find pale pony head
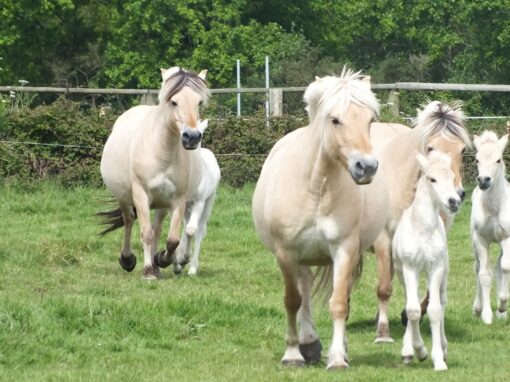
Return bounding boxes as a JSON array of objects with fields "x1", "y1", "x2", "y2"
[
  {"x1": 158, "y1": 67, "x2": 210, "y2": 150},
  {"x1": 415, "y1": 100, "x2": 470, "y2": 201},
  {"x1": 473, "y1": 130, "x2": 508, "y2": 190},
  {"x1": 416, "y1": 151, "x2": 460, "y2": 214},
  {"x1": 303, "y1": 67, "x2": 380, "y2": 185}
]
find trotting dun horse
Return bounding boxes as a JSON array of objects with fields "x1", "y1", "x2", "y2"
[
  {"x1": 471, "y1": 131, "x2": 510, "y2": 324},
  {"x1": 252, "y1": 68, "x2": 388, "y2": 370},
  {"x1": 370, "y1": 101, "x2": 471, "y2": 343},
  {"x1": 99, "y1": 67, "x2": 210, "y2": 279},
  {"x1": 393, "y1": 151, "x2": 460, "y2": 371}
]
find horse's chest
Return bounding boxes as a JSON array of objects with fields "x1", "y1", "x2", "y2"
[
  {"x1": 147, "y1": 172, "x2": 185, "y2": 208},
  {"x1": 476, "y1": 215, "x2": 509, "y2": 242}
]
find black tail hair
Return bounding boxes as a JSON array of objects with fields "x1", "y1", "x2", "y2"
[{"x1": 96, "y1": 206, "x2": 137, "y2": 236}]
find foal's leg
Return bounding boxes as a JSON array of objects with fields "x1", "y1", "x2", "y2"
[
  {"x1": 188, "y1": 194, "x2": 216, "y2": 276},
  {"x1": 118, "y1": 204, "x2": 137, "y2": 272},
  {"x1": 496, "y1": 240, "x2": 510, "y2": 319},
  {"x1": 402, "y1": 264, "x2": 427, "y2": 363},
  {"x1": 428, "y1": 266, "x2": 448, "y2": 371},
  {"x1": 175, "y1": 202, "x2": 192, "y2": 273},
  {"x1": 373, "y1": 232, "x2": 394, "y2": 343},
  {"x1": 276, "y1": 247, "x2": 304, "y2": 366},
  {"x1": 439, "y1": 263, "x2": 448, "y2": 360},
  {"x1": 328, "y1": 239, "x2": 359, "y2": 370},
  {"x1": 297, "y1": 265, "x2": 322, "y2": 364},
  {"x1": 132, "y1": 183, "x2": 156, "y2": 279},
  {"x1": 472, "y1": 232, "x2": 493, "y2": 324}
]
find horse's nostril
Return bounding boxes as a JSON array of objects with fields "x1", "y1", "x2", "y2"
[
  {"x1": 182, "y1": 131, "x2": 190, "y2": 140},
  {"x1": 355, "y1": 161, "x2": 364, "y2": 171}
]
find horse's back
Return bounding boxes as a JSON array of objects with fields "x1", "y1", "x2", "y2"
[
  {"x1": 189, "y1": 148, "x2": 221, "y2": 201},
  {"x1": 100, "y1": 105, "x2": 155, "y2": 204}
]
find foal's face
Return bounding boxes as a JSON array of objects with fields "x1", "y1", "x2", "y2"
[
  {"x1": 427, "y1": 136, "x2": 467, "y2": 201},
  {"x1": 418, "y1": 153, "x2": 460, "y2": 214},
  {"x1": 324, "y1": 102, "x2": 378, "y2": 185},
  {"x1": 474, "y1": 134, "x2": 508, "y2": 190}
]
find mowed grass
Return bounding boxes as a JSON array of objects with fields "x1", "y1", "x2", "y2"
[{"x1": 0, "y1": 182, "x2": 508, "y2": 381}]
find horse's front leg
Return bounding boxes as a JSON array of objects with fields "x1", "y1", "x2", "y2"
[
  {"x1": 297, "y1": 265, "x2": 322, "y2": 363},
  {"x1": 495, "y1": 239, "x2": 510, "y2": 320},
  {"x1": 327, "y1": 238, "x2": 359, "y2": 370},
  {"x1": 373, "y1": 232, "x2": 394, "y2": 343},
  {"x1": 428, "y1": 264, "x2": 448, "y2": 371},
  {"x1": 472, "y1": 232, "x2": 493, "y2": 324},
  {"x1": 150, "y1": 208, "x2": 170, "y2": 278},
  {"x1": 132, "y1": 183, "x2": 157, "y2": 280}
]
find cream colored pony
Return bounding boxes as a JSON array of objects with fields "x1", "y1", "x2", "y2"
[
  {"x1": 370, "y1": 101, "x2": 470, "y2": 343},
  {"x1": 99, "y1": 67, "x2": 210, "y2": 279},
  {"x1": 253, "y1": 68, "x2": 388, "y2": 370}
]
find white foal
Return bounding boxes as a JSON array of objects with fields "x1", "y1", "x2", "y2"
[
  {"x1": 471, "y1": 131, "x2": 510, "y2": 324},
  {"x1": 393, "y1": 152, "x2": 460, "y2": 371},
  {"x1": 174, "y1": 120, "x2": 221, "y2": 276}
]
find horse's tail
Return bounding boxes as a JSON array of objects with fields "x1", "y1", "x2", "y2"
[
  {"x1": 312, "y1": 254, "x2": 364, "y2": 307},
  {"x1": 96, "y1": 204, "x2": 137, "y2": 236}
]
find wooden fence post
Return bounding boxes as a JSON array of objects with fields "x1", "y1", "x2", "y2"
[
  {"x1": 270, "y1": 88, "x2": 283, "y2": 117},
  {"x1": 388, "y1": 90, "x2": 400, "y2": 117},
  {"x1": 141, "y1": 93, "x2": 158, "y2": 105}
]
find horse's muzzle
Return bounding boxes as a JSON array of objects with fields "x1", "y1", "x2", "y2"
[
  {"x1": 349, "y1": 156, "x2": 379, "y2": 185},
  {"x1": 181, "y1": 129, "x2": 202, "y2": 150},
  {"x1": 477, "y1": 176, "x2": 492, "y2": 190}
]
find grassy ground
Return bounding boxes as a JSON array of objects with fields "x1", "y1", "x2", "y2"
[{"x1": 0, "y1": 182, "x2": 508, "y2": 381}]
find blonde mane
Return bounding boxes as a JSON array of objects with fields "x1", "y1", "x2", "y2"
[
  {"x1": 414, "y1": 100, "x2": 471, "y2": 151},
  {"x1": 303, "y1": 67, "x2": 380, "y2": 123},
  {"x1": 158, "y1": 67, "x2": 210, "y2": 105}
]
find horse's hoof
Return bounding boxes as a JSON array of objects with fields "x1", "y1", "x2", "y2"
[
  {"x1": 173, "y1": 263, "x2": 183, "y2": 275},
  {"x1": 299, "y1": 339, "x2": 322, "y2": 364},
  {"x1": 119, "y1": 253, "x2": 136, "y2": 272},
  {"x1": 417, "y1": 349, "x2": 428, "y2": 362},
  {"x1": 326, "y1": 359, "x2": 349, "y2": 370},
  {"x1": 434, "y1": 362, "x2": 448, "y2": 371},
  {"x1": 188, "y1": 267, "x2": 197, "y2": 276},
  {"x1": 142, "y1": 266, "x2": 158, "y2": 280},
  {"x1": 496, "y1": 309, "x2": 508, "y2": 320},
  {"x1": 401, "y1": 355, "x2": 413, "y2": 365},
  {"x1": 154, "y1": 250, "x2": 173, "y2": 268},
  {"x1": 281, "y1": 359, "x2": 305, "y2": 367},
  {"x1": 374, "y1": 336, "x2": 394, "y2": 344}
]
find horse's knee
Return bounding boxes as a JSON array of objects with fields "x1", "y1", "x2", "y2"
[
  {"x1": 377, "y1": 285, "x2": 393, "y2": 302},
  {"x1": 406, "y1": 305, "x2": 421, "y2": 322},
  {"x1": 479, "y1": 271, "x2": 492, "y2": 287},
  {"x1": 186, "y1": 223, "x2": 197, "y2": 237},
  {"x1": 329, "y1": 299, "x2": 349, "y2": 320}
]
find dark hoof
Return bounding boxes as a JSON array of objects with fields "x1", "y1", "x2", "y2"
[
  {"x1": 154, "y1": 250, "x2": 173, "y2": 268},
  {"x1": 299, "y1": 339, "x2": 322, "y2": 364},
  {"x1": 173, "y1": 262, "x2": 183, "y2": 275},
  {"x1": 119, "y1": 253, "x2": 136, "y2": 272}
]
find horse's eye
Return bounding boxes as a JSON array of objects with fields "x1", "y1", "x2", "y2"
[
  {"x1": 170, "y1": 100, "x2": 178, "y2": 106},
  {"x1": 199, "y1": 100, "x2": 203, "y2": 106},
  {"x1": 497, "y1": 159, "x2": 501, "y2": 163},
  {"x1": 332, "y1": 118, "x2": 341, "y2": 125},
  {"x1": 461, "y1": 147, "x2": 466, "y2": 154},
  {"x1": 429, "y1": 177, "x2": 437, "y2": 183},
  {"x1": 476, "y1": 159, "x2": 479, "y2": 164},
  {"x1": 427, "y1": 146, "x2": 434, "y2": 153}
]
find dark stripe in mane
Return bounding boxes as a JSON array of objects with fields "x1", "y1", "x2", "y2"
[{"x1": 163, "y1": 69, "x2": 209, "y2": 102}]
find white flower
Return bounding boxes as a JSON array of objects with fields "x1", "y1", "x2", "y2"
[
  {"x1": 9, "y1": 91, "x2": 16, "y2": 98},
  {"x1": 18, "y1": 80, "x2": 29, "y2": 85}
]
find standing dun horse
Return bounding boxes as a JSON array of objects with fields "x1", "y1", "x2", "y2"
[
  {"x1": 393, "y1": 151, "x2": 460, "y2": 371},
  {"x1": 370, "y1": 101, "x2": 470, "y2": 343},
  {"x1": 253, "y1": 68, "x2": 388, "y2": 370},
  {"x1": 471, "y1": 130, "x2": 510, "y2": 324},
  {"x1": 99, "y1": 67, "x2": 210, "y2": 279}
]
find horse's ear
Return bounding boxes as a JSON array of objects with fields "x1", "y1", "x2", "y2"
[
  {"x1": 473, "y1": 134, "x2": 481, "y2": 150},
  {"x1": 415, "y1": 152, "x2": 429, "y2": 171},
  {"x1": 198, "y1": 70, "x2": 208, "y2": 80},
  {"x1": 499, "y1": 134, "x2": 509, "y2": 152},
  {"x1": 362, "y1": 76, "x2": 371, "y2": 85},
  {"x1": 315, "y1": 76, "x2": 321, "y2": 81},
  {"x1": 160, "y1": 68, "x2": 167, "y2": 77},
  {"x1": 198, "y1": 119, "x2": 209, "y2": 133}
]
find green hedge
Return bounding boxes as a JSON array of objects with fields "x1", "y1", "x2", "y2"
[{"x1": 0, "y1": 98, "x2": 508, "y2": 188}]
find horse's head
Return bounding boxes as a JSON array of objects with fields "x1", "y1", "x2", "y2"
[
  {"x1": 473, "y1": 131, "x2": 508, "y2": 191},
  {"x1": 416, "y1": 100, "x2": 471, "y2": 201},
  {"x1": 304, "y1": 68, "x2": 380, "y2": 185},
  {"x1": 159, "y1": 67, "x2": 210, "y2": 150},
  {"x1": 417, "y1": 151, "x2": 460, "y2": 214}
]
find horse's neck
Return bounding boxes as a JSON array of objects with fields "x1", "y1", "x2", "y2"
[
  {"x1": 409, "y1": 177, "x2": 441, "y2": 230},
  {"x1": 481, "y1": 168, "x2": 509, "y2": 209},
  {"x1": 151, "y1": 107, "x2": 184, "y2": 159}
]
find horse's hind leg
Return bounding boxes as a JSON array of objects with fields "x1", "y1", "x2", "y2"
[
  {"x1": 119, "y1": 204, "x2": 136, "y2": 272},
  {"x1": 188, "y1": 195, "x2": 216, "y2": 275},
  {"x1": 276, "y1": 248, "x2": 305, "y2": 366},
  {"x1": 298, "y1": 266, "x2": 322, "y2": 364},
  {"x1": 374, "y1": 233, "x2": 394, "y2": 343},
  {"x1": 496, "y1": 241, "x2": 510, "y2": 320}
]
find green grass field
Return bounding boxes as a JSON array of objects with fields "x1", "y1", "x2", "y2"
[{"x1": 0, "y1": 182, "x2": 508, "y2": 381}]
